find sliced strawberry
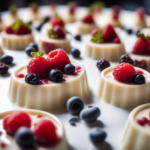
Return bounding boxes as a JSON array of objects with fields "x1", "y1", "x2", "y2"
[
  {"x1": 51, "y1": 16, "x2": 64, "y2": 28},
  {"x1": 82, "y1": 15, "x2": 94, "y2": 23},
  {"x1": 5, "y1": 26, "x2": 14, "y2": 34},
  {"x1": 43, "y1": 42, "x2": 56, "y2": 54}
]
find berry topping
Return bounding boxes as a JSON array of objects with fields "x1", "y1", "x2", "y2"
[
  {"x1": 137, "y1": 117, "x2": 150, "y2": 126},
  {"x1": 51, "y1": 15, "x2": 64, "y2": 28},
  {"x1": 119, "y1": 54, "x2": 134, "y2": 65},
  {"x1": 48, "y1": 69, "x2": 63, "y2": 82},
  {"x1": 80, "y1": 106, "x2": 100, "y2": 123},
  {"x1": 71, "y1": 48, "x2": 81, "y2": 58},
  {"x1": 113, "y1": 63, "x2": 136, "y2": 82},
  {"x1": 25, "y1": 46, "x2": 36, "y2": 57},
  {"x1": 43, "y1": 42, "x2": 56, "y2": 54},
  {"x1": 101, "y1": 24, "x2": 118, "y2": 42},
  {"x1": 17, "y1": 74, "x2": 25, "y2": 78},
  {"x1": 29, "y1": 43, "x2": 38, "y2": 52},
  {"x1": 82, "y1": 14, "x2": 94, "y2": 23},
  {"x1": 125, "y1": 28, "x2": 133, "y2": 35},
  {"x1": 29, "y1": 2, "x2": 39, "y2": 13},
  {"x1": 91, "y1": 30, "x2": 104, "y2": 43},
  {"x1": 25, "y1": 73, "x2": 39, "y2": 85},
  {"x1": 74, "y1": 35, "x2": 81, "y2": 41},
  {"x1": 0, "y1": 55, "x2": 13, "y2": 64},
  {"x1": 27, "y1": 51, "x2": 50, "y2": 79},
  {"x1": 34, "y1": 119, "x2": 59, "y2": 146},
  {"x1": 134, "y1": 59, "x2": 147, "y2": 69},
  {"x1": 68, "y1": 2, "x2": 78, "y2": 14},
  {"x1": 111, "y1": 12, "x2": 118, "y2": 20},
  {"x1": 67, "y1": 97, "x2": 84, "y2": 115},
  {"x1": 112, "y1": 5, "x2": 122, "y2": 14},
  {"x1": 113, "y1": 37, "x2": 121, "y2": 44},
  {"x1": 0, "y1": 63, "x2": 9, "y2": 74},
  {"x1": 90, "y1": 1, "x2": 104, "y2": 14},
  {"x1": 96, "y1": 59, "x2": 110, "y2": 72},
  {"x1": 91, "y1": 28, "x2": 101, "y2": 36},
  {"x1": 15, "y1": 127, "x2": 34, "y2": 148},
  {"x1": 136, "y1": 7, "x2": 145, "y2": 18},
  {"x1": 3, "y1": 111, "x2": 31, "y2": 136},
  {"x1": 90, "y1": 127, "x2": 106, "y2": 143},
  {"x1": 5, "y1": 26, "x2": 14, "y2": 34},
  {"x1": 64, "y1": 64, "x2": 75, "y2": 74},
  {"x1": 47, "y1": 49, "x2": 71, "y2": 72},
  {"x1": 134, "y1": 73, "x2": 145, "y2": 84},
  {"x1": 49, "y1": 25, "x2": 65, "y2": 39},
  {"x1": 132, "y1": 34, "x2": 150, "y2": 55}
]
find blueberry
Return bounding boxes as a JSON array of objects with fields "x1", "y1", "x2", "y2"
[
  {"x1": 74, "y1": 35, "x2": 81, "y2": 41},
  {"x1": 0, "y1": 55, "x2": 13, "y2": 64},
  {"x1": 71, "y1": 48, "x2": 81, "y2": 58},
  {"x1": 67, "y1": 97, "x2": 84, "y2": 115},
  {"x1": 134, "y1": 73, "x2": 145, "y2": 84},
  {"x1": 25, "y1": 47, "x2": 36, "y2": 57},
  {"x1": 64, "y1": 64, "x2": 75, "y2": 74},
  {"x1": 35, "y1": 24, "x2": 43, "y2": 31},
  {"x1": 80, "y1": 106, "x2": 100, "y2": 123},
  {"x1": 29, "y1": 43, "x2": 38, "y2": 52},
  {"x1": 43, "y1": 16, "x2": 50, "y2": 24},
  {"x1": 25, "y1": 73, "x2": 39, "y2": 85},
  {"x1": 15, "y1": 127, "x2": 34, "y2": 148},
  {"x1": 125, "y1": 28, "x2": 133, "y2": 34},
  {"x1": 90, "y1": 127, "x2": 106, "y2": 143},
  {"x1": 49, "y1": 69, "x2": 63, "y2": 82}
]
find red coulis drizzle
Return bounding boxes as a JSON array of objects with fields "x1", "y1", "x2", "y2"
[
  {"x1": 136, "y1": 70, "x2": 144, "y2": 74},
  {"x1": 88, "y1": 106, "x2": 93, "y2": 108},
  {"x1": 37, "y1": 115, "x2": 43, "y2": 118},
  {"x1": 39, "y1": 80, "x2": 49, "y2": 84},
  {"x1": 17, "y1": 74, "x2": 25, "y2": 78},
  {"x1": 0, "y1": 142, "x2": 7, "y2": 148},
  {"x1": 75, "y1": 66, "x2": 82, "y2": 75},
  {"x1": 63, "y1": 75, "x2": 68, "y2": 78}
]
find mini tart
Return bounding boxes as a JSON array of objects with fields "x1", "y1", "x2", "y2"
[
  {"x1": 129, "y1": 53, "x2": 150, "y2": 72},
  {"x1": 0, "y1": 22, "x2": 5, "y2": 32},
  {"x1": 0, "y1": 109, "x2": 69, "y2": 150},
  {"x1": 96, "y1": 66, "x2": 150, "y2": 109},
  {"x1": 0, "y1": 45, "x2": 4, "y2": 57},
  {"x1": 8, "y1": 60, "x2": 90, "y2": 110},
  {"x1": 85, "y1": 39, "x2": 125, "y2": 61},
  {"x1": 108, "y1": 18, "x2": 124, "y2": 29},
  {"x1": 76, "y1": 21, "x2": 98, "y2": 35},
  {"x1": 1, "y1": 31, "x2": 35, "y2": 50},
  {"x1": 30, "y1": 10, "x2": 41, "y2": 21},
  {"x1": 39, "y1": 34, "x2": 71, "y2": 54},
  {"x1": 121, "y1": 104, "x2": 150, "y2": 150},
  {"x1": 62, "y1": 12, "x2": 77, "y2": 23}
]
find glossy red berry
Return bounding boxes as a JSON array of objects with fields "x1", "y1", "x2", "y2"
[
  {"x1": 137, "y1": 117, "x2": 150, "y2": 126},
  {"x1": 53, "y1": 25, "x2": 65, "y2": 39},
  {"x1": 82, "y1": 15, "x2": 94, "y2": 23},
  {"x1": 5, "y1": 26, "x2": 14, "y2": 34},
  {"x1": 113, "y1": 37, "x2": 121, "y2": 43},
  {"x1": 14, "y1": 25, "x2": 31, "y2": 35},
  {"x1": 51, "y1": 17, "x2": 64, "y2": 28}
]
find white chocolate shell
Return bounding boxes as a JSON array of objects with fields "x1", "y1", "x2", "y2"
[
  {"x1": 108, "y1": 18, "x2": 124, "y2": 29},
  {"x1": 39, "y1": 34, "x2": 71, "y2": 54},
  {"x1": 62, "y1": 12, "x2": 77, "y2": 23},
  {"x1": 0, "y1": 23, "x2": 5, "y2": 32},
  {"x1": 121, "y1": 104, "x2": 150, "y2": 150},
  {"x1": 0, "y1": 45, "x2": 4, "y2": 57},
  {"x1": 8, "y1": 60, "x2": 90, "y2": 110},
  {"x1": 96, "y1": 66, "x2": 150, "y2": 109},
  {"x1": 1, "y1": 31, "x2": 35, "y2": 50},
  {"x1": 0, "y1": 109, "x2": 69, "y2": 150},
  {"x1": 85, "y1": 39, "x2": 126, "y2": 61}
]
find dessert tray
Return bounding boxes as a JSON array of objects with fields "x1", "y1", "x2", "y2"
[{"x1": 0, "y1": 5, "x2": 150, "y2": 150}]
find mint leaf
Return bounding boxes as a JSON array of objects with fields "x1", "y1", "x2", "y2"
[
  {"x1": 29, "y1": 2, "x2": 38, "y2": 8},
  {"x1": 137, "y1": 33, "x2": 150, "y2": 39},
  {"x1": 9, "y1": 5, "x2": 17, "y2": 13},
  {"x1": 31, "y1": 51, "x2": 45, "y2": 57},
  {"x1": 91, "y1": 30, "x2": 104, "y2": 43},
  {"x1": 49, "y1": 29, "x2": 58, "y2": 38}
]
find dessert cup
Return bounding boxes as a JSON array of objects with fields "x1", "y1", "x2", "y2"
[
  {"x1": 108, "y1": 18, "x2": 124, "y2": 29},
  {"x1": 96, "y1": 66, "x2": 150, "y2": 109},
  {"x1": 142, "y1": 28, "x2": 150, "y2": 36},
  {"x1": 0, "y1": 109, "x2": 69, "y2": 150},
  {"x1": 39, "y1": 34, "x2": 71, "y2": 54},
  {"x1": 85, "y1": 39, "x2": 126, "y2": 61},
  {"x1": 0, "y1": 45, "x2": 4, "y2": 57},
  {"x1": 121, "y1": 103, "x2": 150, "y2": 150},
  {"x1": 1, "y1": 31, "x2": 35, "y2": 50},
  {"x1": 0, "y1": 22, "x2": 5, "y2": 32},
  {"x1": 8, "y1": 59, "x2": 90, "y2": 110},
  {"x1": 62, "y1": 12, "x2": 76, "y2": 23}
]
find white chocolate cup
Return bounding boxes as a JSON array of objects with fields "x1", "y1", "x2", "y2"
[
  {"x1": 0, "y1": 23, "x2": 5, "y2": 32},
  {"x1": 0, "y1": 45, "x2": 4, "y2": 57},
  {"x1": 107, "y1": 18, "x2": 124, "y2": 29},
  {"x1": 121, "y1": 104, "x2": 150, "y2": 150},
  {"x1": 62, "y1": 12, "x2": 76, "y2": 23},
  {"x1": 0, "y1": 109, "x2": 69, "y2": 150},
  {"x1": 96, "y1": 66, "x2": 150, "y2": 109}
]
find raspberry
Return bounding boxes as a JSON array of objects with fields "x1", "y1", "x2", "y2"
[
  {"x1": 51, "y1": 16, "x2": 64, "y2": 28},
  {"x1": 82, "y1": 15, "x2": 94, "y2": 23},
  {"x1": 47, "y1": 49, "x2": 71, "y2": 72},
  {"x1": 53, "y1": 25, "x2": 65, "y2": 39},
  {"x1": 91, "y1": 28, "x2": 101, "y2": 36},
  {"x1": 113, "y1": 37, "x2": 121, "y2": 44},
  {"x1": 101, "y1": 24, "x2": 118, "y2": 43},
  {"x1": 34, "y1": 119, "x2": 59, "y2": 146},
  {"x1": 14, "y1": 25, "x2": 31, "y2": 35},
  {"x1": 119, "y1": 54, "x2": 134, "y2": 65},
  {"x1": 3, "y1": 111, "x2": 31, "y2": 136},
  {"x1": 96, "y1": 59, "x2": 110, "y2": 72},
  {"x1": 113, "y1": 63, "x2": 136, "y2": 82},
  {"x1": 134, "y1": 59, "x2": 147, "y2": 69},
  {"x1": 27, "y1": 56, "x2": 50, "y2": 79},
  {"x1": 5, "y1": 26, "x2": 14, "y2": 34}
]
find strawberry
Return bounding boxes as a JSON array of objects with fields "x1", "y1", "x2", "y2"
[
  {"x1": 14, "y1": 25, "x2": 31, "y2": 35},
  {"x1": 5, "y1": 25, "x2": 14, "y2": 34},
  {"x1": 82, "y1": 15, "x2": 94, "y2": 23},
  {"x1": 51, "y1": 16, "x2": 64, "y2": 28}
]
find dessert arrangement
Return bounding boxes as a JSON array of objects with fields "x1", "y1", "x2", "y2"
[{"x1": 0, "y1": 2, "x2": 150, "y2": 150}]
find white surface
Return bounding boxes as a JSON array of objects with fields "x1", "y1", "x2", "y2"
[{"x1": 0, "y1": 6, "x2": 150, "y2": 150}]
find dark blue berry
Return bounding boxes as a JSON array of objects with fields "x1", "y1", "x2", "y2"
[
  {"x1": 25, "y1": 73, "x2": 39, "y2": 85},
  {"x1": 90, "y1": 127, "x2": 106, "y2": 143},
  {"x1": 49, "y1": 69, "x2": 63, "y2": 82},
  {"x1": 25, "y1": 47, "x2": 36, "y2": 57},
  {"x1": 29, "y1": 43, "x2": 38, "y2": 52},
  {"x1": 67, "y1": 97, "x2": 84, "y2": 115},
  {"x1": 15, "y1": 127, "x2": 34, "y2": 148},
  {"x1": 96, "y1": 59, "x2": 110, "y2": 72},
  {"x1": 64, "y1": 64, "x2": 75, "y2": 74},
  {"x1": 0, "y1": 55, "x2": 13, "y2": 64},
  {"x1": 125, "y1": 28, "x2": 133, "y2": 34},
  {"x1": 71, "y1": 48, "x2": 81, "y2": 58},
  {"x1": 43, "y1": 16, "x2": 50, "y2": 24},
  {"x1": 0, "y1": 63, "x2": 9, "y2": 74},
  {"x1": 134, "y1": 73, "x2": 145, "y2": 84},
  {"x1": 74, "y1": 35, "x2": 81, "y2": 41},
  {"x1": 80, "y1": 106, "x2": 100, "y2": 123}
]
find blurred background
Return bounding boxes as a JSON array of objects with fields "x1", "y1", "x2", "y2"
[{"x1": 0, "y1": 0, "x2": 150, "y2": 14}]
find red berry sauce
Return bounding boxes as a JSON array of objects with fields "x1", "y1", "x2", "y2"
[
  {"x1": 63, "y1": 75, "x2": 68, "y2": 78},
  {"x1": 88, "y1": 106, "x2": 93, "y2": 108},
  {"x1": 75, "y1": 66, "x2": 82, "y2": 75},
  {"x1": 39, "y1": 80, "x2": 49, "y2": 84},
  {"x1": 0, "y1": 142, "x2": 7, "y2": 148},
  {"x1": 17, "y1": 73, "x2": 25, "y2": 78},
  {"x1": 136, "y1": 70, "x2": 143, "y2": 74},
  {"x1": 37, "y1": 115, "x2": 43, "y2": 118}
]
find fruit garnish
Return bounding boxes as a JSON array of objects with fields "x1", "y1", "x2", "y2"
[
  {"x1": 96, "y1": 59, "x2": 110, "y2": 72},
  {"x1": 50, "y1": 3, "x2": 57, "y2": 10},
  {"x1": 9, "y1": 5, "x2": 17, "y2": 13},
  {"x1": 31, "y1": 51, "x2": 45, "y2": 57},
  {"x1": 51, "y1": 15, "x2": 64, "y2": 27},
  {"x1": 136, "y1": 7, "x2": 145, "y2": 18},
  {"x1": 134, "y1": 60, "x2": 147, "y2": 69},
  {"x1": 119, "y1": 54, "x2": 134, "y2": 65},
  {"x1": 91, "y1": 30, "x2": 104, "y2": 43},
  {"x1": 112, "y1": 12, "x2": 118, "y2": 20},
  {"x1": 68, "y1": 1, "x2": 78, "y2": 14},
  {"x1": 71, "y1": 48, "x2": 81, "y2": 57},
  {"x1": 49, "y1": 29, "x2": 58, "y2": 38},
  {"x1": 134, "y1": 73, "x2": 145, "y2": 84},
  {"x1": 91, "y1": 28, "x2": 101, "y2": 36},
  {"x1": 48, "y1": 69, "x2": 63, "y2": 82},
  {"x1": 89, "y1": 1, "x2": 105, "y2": 13},
  {"x1": 137, "y1": 117, "x2": 150, "y2": 126},
  {"x1": 82, "y1": 14, "x2": 94, "y2": 23},
  {"x1": 112, "y1": 5, "x2": 122, "y2": 14},
  {"x1": 43, "y1": 42, "x2": 56, "y2": 54},
  {"x1": 25, "y1": 73, "x2": 39, "y2": 85},
  {"x1": 113, "y1": 37, "x2": 121, "y2": 43}
]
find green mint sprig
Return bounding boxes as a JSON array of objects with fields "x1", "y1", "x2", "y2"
[
  {"x1": 91, "y1": 30, "x2": 104, "y2": 43},
  {"x1": 9, "y1": 5, "x2": 17, "y2": 13},
  {"x1": 49, "y1": 29, "x2": 58, "y2": 39},
  {"x1": 29, "y1": 2, "x2": 38, "y2": 8},
  {"x1": 137, "y1": 33, "x2": 150, "y2": 39},
  {"x1": 31, "y1": 51, "x2": 45, "y2": 57}
]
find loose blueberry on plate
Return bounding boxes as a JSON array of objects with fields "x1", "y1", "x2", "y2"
[
  {"x1": 134, "y1": 73, "x2": 145, "y2": 84},
  {"x1": 35, "y1": 24, "x2": 42, "y2": 31},
  {"x1": 29, "y1": 43, "x2": 38, "y2": 52},
  {"x1": 71, "y1": 48, "x2": 81, "y2": 58},
  {"x1": 25, "y1": 73, "x2": 39, "y2": 85},
  {"x1": 0, "y1": 63, "x2": 9, "y2": 74},
  {"x1": 64, "y1": 64, "x2": 75, "y2": 74},
  {"x1": 15, "y1": 127, "x2": 34, "y2": 148},
  {"x1": 125, "y1": 28, "x2": 133, "y2": 34},
  {"x1": 25, "y1": 47, "x2": 36, "y2": 57},
  {"x1": 0, "y1": 55, "x2": 13, "y2": 64},
  {"x1": 119, "y1": 54, "x2": 133, "y2": 65},
  {"x1": 74, "y1": 35, "x2": 81, "y2": 41},
  {"x1": 67, "y1": 97, "x2": 84, "y2": 115},
  {"x1": 80, "y1": 106, "x2": 100, "y2": 123},
  {"x1": 90, "y1": 127, "x2": 106, "y2": 143},
  {"x1": 96, "y1": 59, "x2": 110, "y2": 72},
  {"x1": 43, "y1": 16, "x2": 50, "y2": 24},
  {"x1": 49, "y1": 69, "x2": 63, "y2": 82}
]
